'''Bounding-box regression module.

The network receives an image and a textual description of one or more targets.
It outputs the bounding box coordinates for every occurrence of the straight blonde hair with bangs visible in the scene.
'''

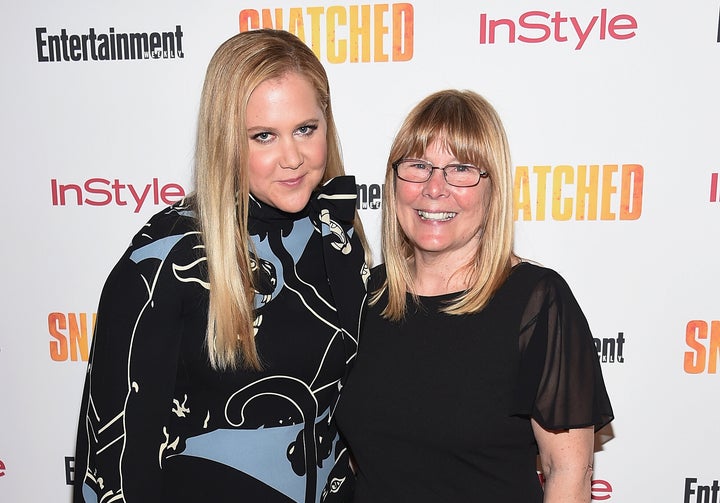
[192,29,366,370]
[373,89,516,320]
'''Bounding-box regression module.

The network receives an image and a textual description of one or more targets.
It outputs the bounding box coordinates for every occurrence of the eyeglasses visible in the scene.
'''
[392,158,489,187]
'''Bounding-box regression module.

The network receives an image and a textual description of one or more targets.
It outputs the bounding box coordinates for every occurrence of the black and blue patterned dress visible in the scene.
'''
[73,176,368,503]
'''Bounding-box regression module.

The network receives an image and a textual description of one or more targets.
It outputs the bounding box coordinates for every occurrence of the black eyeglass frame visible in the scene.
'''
[392,158,489,187]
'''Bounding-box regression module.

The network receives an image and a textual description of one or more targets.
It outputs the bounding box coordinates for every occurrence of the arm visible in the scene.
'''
[74,217,197,502]
[531,421,595,503]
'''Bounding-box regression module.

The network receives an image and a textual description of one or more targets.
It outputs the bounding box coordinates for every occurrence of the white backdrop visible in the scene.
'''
[1,1,719,501]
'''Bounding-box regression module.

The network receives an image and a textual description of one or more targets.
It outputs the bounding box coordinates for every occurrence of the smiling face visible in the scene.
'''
[246,72,328,213]
[395,139,491,266]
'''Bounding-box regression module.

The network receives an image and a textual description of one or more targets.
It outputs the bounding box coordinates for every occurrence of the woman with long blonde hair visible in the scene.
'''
[74,29,368,503]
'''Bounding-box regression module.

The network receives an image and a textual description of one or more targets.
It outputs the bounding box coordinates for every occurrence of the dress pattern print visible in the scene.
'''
[73,176,368,503]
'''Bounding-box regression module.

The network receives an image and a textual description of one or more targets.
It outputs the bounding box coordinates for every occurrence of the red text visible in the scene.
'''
[538,473,613,500]
[480,9,637,50]
[50,177,186,213]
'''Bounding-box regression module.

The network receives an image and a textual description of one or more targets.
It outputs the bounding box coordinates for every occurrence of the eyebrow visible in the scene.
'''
[246,117,322,133]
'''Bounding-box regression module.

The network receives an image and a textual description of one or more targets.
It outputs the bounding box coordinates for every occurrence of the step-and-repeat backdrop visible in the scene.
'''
[1,1,718,501]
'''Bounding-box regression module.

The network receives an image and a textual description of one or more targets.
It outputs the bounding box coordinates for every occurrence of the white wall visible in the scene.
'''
[1,1,718,501]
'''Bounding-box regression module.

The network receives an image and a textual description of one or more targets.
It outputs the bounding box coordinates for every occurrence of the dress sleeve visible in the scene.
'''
[313,175,369,362]
[511,270,614,431]
[321,436,356,502]
[73,215,196,502]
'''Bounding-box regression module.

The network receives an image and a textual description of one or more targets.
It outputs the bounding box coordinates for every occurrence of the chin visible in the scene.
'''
[274,194,313,213]
[279,203,307,213]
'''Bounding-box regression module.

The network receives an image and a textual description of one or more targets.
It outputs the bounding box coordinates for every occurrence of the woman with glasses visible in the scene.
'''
[336,89,613,502]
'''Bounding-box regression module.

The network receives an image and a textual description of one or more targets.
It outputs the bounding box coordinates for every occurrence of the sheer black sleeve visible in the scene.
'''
[511,269,614,431]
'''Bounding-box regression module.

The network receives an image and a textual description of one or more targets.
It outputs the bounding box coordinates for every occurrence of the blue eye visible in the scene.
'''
[252,132,273,144]
[296,124,318,136]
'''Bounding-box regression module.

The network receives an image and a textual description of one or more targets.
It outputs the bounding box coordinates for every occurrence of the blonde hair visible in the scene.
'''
[191,29,366,370]
[374,89,515,320]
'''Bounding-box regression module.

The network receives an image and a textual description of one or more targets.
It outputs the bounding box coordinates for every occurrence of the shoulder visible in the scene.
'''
[368,264,387,291]
[127,199,201,260]
[511,262,570,293]
[135,199,198,238]
[508,263,588,331]
[505,262,578,309]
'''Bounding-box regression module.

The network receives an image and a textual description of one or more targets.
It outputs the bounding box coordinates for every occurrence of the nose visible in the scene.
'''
[422,167,450,198]
[280,138,303,170]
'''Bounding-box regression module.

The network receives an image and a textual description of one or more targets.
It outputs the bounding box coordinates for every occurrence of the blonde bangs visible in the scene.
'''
[378,89,516,320]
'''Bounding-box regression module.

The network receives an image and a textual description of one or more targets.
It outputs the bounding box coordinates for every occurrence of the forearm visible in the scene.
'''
[532,422,595,503]
[542,462,593,503]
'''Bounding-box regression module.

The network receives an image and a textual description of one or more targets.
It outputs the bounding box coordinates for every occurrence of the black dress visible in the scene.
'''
[336,262,613,502]
[73,176,368,503]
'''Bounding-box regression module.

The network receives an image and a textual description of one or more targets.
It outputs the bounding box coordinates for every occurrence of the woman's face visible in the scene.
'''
[395,139,491,265]
[246,72,327,213]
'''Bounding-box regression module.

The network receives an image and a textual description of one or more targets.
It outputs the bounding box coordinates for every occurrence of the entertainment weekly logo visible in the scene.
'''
[50,177,187,213]
[684,320,719,374]
[238,3,414,63]
[479,8,638,50]
[595,332,625,364]
[36,25,184,62]
[65,457,75,485]
[356,182,384,210]
[684,477,720,502]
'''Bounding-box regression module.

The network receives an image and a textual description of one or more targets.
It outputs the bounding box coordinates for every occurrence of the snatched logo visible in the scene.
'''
[49,312,96,362]
[239,3,414,63]
[514,164,643,221]
[684,320,719,374]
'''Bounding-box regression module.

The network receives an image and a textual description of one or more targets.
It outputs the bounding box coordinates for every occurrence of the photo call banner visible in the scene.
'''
[1,0,718,501]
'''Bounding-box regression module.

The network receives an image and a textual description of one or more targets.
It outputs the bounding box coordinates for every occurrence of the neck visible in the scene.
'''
[411,254,474,296]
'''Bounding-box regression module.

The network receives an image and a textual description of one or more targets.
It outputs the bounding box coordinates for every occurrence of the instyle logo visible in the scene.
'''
[684,477,720,502]
[36,25,184,62]
[356,182,384,210]
[51,177,186,213]
[538,473,613,500]
[514,164,644,221]
[49,312,96,362]
[595,332,625,364]
[710,173,719,202]
[684,320,719,374]
[239,3,414,63]
[480,9,637,50]
[591,479,613,500]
